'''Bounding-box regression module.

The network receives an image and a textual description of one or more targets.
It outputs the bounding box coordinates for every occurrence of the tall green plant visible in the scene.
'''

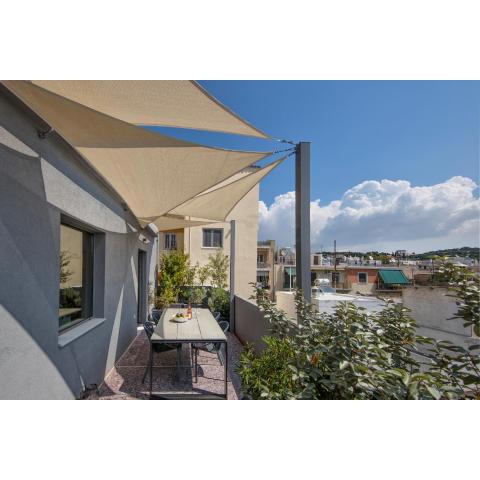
[206,251,229,289]
[157,250,194,307]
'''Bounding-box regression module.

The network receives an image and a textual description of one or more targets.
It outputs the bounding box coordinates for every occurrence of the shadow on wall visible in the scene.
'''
[0,132,141,399]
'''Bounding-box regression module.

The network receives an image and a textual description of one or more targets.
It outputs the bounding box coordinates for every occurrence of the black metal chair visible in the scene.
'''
[191,320,229,381]
[150,310,162,325]
[142,319,182,383]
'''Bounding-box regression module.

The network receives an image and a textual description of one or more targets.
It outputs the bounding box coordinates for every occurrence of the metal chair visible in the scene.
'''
[150,310,162,325]
[191,320,229,381]
[142,320,182,383]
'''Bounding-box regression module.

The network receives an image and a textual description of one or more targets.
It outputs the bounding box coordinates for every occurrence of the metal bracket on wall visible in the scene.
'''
[37,127,54,139]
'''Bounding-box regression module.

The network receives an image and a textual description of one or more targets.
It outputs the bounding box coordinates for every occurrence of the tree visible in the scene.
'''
[157,250,195,307]
[196,262,210,287]
[206,251,229,289]
[59,250,73,284]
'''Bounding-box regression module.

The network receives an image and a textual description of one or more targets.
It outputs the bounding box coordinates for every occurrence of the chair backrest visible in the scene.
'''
[218,320,229,333]
[144,320,155,339]
[170,303,185,308]
[213,312,221,322]
[151,310,162,324]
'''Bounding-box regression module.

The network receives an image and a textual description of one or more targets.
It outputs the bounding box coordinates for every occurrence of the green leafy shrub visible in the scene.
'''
[157,250,195,307]
[208,287,230,318]
[238,265,480,400]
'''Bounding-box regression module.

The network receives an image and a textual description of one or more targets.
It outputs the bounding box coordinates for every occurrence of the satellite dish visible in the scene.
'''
[280,248,287,256]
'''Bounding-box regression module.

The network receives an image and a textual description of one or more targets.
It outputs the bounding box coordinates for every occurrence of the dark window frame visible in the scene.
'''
[164,232,177,250]
[59,217,96,333]
[202,228,223,248]
[358,272,368,284]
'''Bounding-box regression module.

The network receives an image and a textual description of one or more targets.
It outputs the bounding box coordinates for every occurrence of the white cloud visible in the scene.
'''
[258,176,480,253]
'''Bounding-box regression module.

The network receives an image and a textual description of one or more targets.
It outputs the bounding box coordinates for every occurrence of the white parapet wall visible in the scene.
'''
[275,291,297,321]
[402,286,479,349]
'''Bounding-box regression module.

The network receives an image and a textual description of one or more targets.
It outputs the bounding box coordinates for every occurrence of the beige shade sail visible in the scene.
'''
[26,80,269,138]
[3,81,272,219]
[167,157,286,222]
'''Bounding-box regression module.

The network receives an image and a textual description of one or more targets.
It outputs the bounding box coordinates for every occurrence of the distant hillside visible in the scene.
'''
[314,247,479,261]
[415,247,479,260]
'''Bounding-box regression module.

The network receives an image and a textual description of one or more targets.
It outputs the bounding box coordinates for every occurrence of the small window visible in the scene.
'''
[313,255,319,265]
[358,272,368,284]
[59,223,94,332]
[203,228,223,248]
[164,233,177,250]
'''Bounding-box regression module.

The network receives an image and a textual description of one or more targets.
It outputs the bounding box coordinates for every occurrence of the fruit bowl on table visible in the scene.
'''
[170,312,191,323]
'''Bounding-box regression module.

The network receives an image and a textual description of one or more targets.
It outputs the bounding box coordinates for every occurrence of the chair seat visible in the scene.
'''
[153,343,181,353]
[192,342,217,353]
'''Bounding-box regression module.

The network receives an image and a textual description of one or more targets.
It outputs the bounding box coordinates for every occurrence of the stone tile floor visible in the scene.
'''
[92,327,244,400]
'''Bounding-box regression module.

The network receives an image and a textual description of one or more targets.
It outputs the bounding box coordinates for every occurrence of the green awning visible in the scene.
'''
[379,269,409,285]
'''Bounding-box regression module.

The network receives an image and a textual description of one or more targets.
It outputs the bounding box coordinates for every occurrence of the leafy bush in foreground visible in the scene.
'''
[238,266,479,400]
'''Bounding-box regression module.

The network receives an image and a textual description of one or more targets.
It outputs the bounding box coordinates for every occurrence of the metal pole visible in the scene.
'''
[229,220,236,332]
[334,239,337,289]
[295,142,311,302]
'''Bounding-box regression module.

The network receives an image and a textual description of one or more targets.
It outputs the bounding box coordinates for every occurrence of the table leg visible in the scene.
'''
[224,341,228,399]
[194,347,198,383]
[149,343,153,398]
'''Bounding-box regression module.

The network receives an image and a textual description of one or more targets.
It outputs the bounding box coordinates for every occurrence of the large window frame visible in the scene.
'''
[202,228,223,248]
[164,232,177,250]
[59,218,95,333]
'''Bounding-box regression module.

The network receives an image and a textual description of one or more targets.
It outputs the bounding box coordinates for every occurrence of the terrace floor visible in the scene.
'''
[92,327,244,400]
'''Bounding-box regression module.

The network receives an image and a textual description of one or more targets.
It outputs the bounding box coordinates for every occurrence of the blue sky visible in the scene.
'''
[149,81,480,252]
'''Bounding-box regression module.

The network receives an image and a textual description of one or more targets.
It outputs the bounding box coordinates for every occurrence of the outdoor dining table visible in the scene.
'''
[148,307,228,399]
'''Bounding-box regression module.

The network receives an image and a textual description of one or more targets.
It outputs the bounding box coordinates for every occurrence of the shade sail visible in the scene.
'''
[26,80,269,138]
[168,157,285,222]
[3,81,272,219]
[379,270,410,285]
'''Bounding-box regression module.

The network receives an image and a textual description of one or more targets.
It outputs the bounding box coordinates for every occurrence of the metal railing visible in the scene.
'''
[257,261,271,269]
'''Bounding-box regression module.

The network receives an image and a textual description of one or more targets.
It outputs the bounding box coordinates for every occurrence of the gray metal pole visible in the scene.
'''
[229,219,236,332]
[295,142,311,302]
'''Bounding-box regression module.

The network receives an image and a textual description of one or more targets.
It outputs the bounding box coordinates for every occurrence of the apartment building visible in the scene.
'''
[158,168,260,300]
[256,240,276,296]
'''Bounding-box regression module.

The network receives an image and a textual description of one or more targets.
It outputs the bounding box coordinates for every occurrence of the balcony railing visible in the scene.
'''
[257,261,271,269]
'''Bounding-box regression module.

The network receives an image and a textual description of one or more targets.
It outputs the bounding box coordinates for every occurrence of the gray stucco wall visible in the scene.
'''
[234,296,268,355]
[0,90,157,399]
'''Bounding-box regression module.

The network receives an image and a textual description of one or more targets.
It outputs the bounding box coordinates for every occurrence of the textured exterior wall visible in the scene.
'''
[403,287,479,349]
[346,268,378,294]
[275,291,297,321]
[184,175,259,300]
[234,296,268,355]
[0,92,156,399]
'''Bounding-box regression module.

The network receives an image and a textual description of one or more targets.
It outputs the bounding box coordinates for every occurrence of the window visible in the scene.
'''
[313,255,319,265]
[257,272,269,288]
[203,228,223,248]
[59,223,94,332]
[283,266,297,289]
[358,272,368,284]
[164,233,177,250]
[257,253,266,263]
